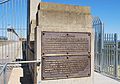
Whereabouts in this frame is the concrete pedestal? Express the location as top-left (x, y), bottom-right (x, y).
top-left (34, 2), bottom-right (94, 84)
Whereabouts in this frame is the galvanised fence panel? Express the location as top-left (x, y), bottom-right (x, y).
top-left (102, 33), bottom-right (118, 78)
top-left (93, 17), bottom-right (120, 80)
top-left (93, 17), bottom-right (104, 72)
top-left (0, 0), bottom-right (28, 62)
top-left (0, 0), bottom-right (28, 83)
top-left (118, 49), bottom-right (120, 78)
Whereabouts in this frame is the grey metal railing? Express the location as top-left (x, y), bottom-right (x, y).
top-left (93, 16), bottom-right (120, 80)
top-left (102, 33), bottom-right (118, 78)
top-left (93, 17), bottom-right (104, 72)
top-left (0, 63), bottom-right (8, 84)
top-left (118, 48), bottom-right (120, 78)
top-left (0, 0), bottom-right (28, 83)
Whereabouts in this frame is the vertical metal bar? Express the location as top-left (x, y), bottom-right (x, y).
top-left (114, 33), bottom-right (118, 78)
top-left (104, 33), bottom-right (106, 72)
top-left (108, 34), bottom-right (110, 75)
top-left (27, 0), bottom-right (30, 60)
top-left (108, 34), bottom-right (109, 74)
top-left (6, 0), bottom-right (9, 61)
top-left (100, 22), bottom-right (104, 72)
top-left (107, 34), bottom-right (109, 74)
top-left (110, 40), bottom-right (111, 75)
top-left (3, 66), bottom-right (6, 84)
top-left (112, 34), bottom-right (114, 76)
top-left (99, 23), bottom-right (101, 72)
top-left (2, 0), bottom-right (6, 62)
top-left (1, 3), bottom-right (4, 63)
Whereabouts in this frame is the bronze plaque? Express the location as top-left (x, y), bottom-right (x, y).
top-left (42, 55), bottom-right (91, 80)
top-left (41, 32), bottom-right (91, 55)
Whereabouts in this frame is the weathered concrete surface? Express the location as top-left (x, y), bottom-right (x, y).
top-left (30, 20), bottom-right (36, 34)
top-left (38, 2), bottom-right (90, 14)
top-left (0, 41), bottom-right (23, 84)
top-left (94, 72), bottom-right (120, 84)
top-left (34, 2), bottom-right (93, 84)
top-left (6, 71), bottom-right (120, 84)
top-left (8, 67), bottom-right (23, 84)
top-left (37, 2), bottom-right (92, 28)
top-left (29, 20), bottom-right (36, 41)
top-left (0, 68), bottom-right (12, 84)
top-left (30, 0), bottom-right (40, 21)
top-left (0, 41), bottom-right (23, 61)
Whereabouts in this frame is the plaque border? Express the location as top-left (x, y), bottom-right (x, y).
top-left (41, 31), bottom-right (91, 56)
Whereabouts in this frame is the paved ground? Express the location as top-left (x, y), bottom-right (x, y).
top-left (94, 72), bottom-right (120, 84)
top-left (6, 69), bottom-right (120, 84)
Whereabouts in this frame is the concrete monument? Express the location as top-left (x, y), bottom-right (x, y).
top-left (34, 2), bottom-right (94, 84)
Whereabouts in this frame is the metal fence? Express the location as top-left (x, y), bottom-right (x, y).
top-left (102, 33), bottom-right (118, 78)
top-left (93, 17), bottom-right (104, 72)
top-left (118, 48), bottom-right (120, 78)
top-left (0, 0), bottom-right (28, 62)
top-left (0, 0), bottom-right (28, 83)
top-left (93, 17), bottom-right (120, 80)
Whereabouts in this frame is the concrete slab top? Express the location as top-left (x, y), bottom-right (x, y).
top-left (38, 2), bottom-right (91, 14)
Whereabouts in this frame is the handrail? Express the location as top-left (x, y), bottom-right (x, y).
top-left (9, 60), bottom-right (41, 64)
top-left (0, 60), bottom-right (41, 76)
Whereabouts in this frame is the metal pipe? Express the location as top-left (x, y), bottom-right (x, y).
top-left (0, 60), bottom-right (41, 76)
top-left (9, 60), bottom-right (41, 64)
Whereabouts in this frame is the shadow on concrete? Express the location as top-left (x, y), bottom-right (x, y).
top-left (20, 64), bottom-right (33, 84)
top-left (20, 41), bottom-right (33, 84)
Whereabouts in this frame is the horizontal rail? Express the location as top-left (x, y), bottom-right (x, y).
top-left (0, 64), bottom-right (21, 67)
top-left (0, 60), bottom-right (41, 76)
top-left (9, 60), bottom-right (41, 64)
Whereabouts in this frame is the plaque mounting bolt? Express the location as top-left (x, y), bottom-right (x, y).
top-left (42, 53), bottom-right (45, 55)
top-left (42, 33), bottom-right (45, 35)
top-left (66, 75), bottom-right (68, 78)
top-left (88, 33), bottom-right (91, 36)
top-left (42, 57), bottom-right (45, 60)
top-left (88, 56), bottom-right (91, 58)
top-left (66, 34), bottom-right (69, 36)
top-left (42, 77), bottom-right (44, 80)
top-left (88, 74), bottom-right (91, 76)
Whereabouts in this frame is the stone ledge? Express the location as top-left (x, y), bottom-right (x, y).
top-left (38, 2), bottom-right (90, 14)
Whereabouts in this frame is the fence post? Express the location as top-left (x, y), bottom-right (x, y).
top-left (100, 22), bottom-right (104, 72)
top-left (114, 33), bottom-right (118, 78)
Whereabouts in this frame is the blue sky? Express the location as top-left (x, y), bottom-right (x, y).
top-left (42, 0), bottom-right (120, 35)
top-left (0, 0), bottom-right (120, 38)
top-left (0, 0), bottom-right (27, 37)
